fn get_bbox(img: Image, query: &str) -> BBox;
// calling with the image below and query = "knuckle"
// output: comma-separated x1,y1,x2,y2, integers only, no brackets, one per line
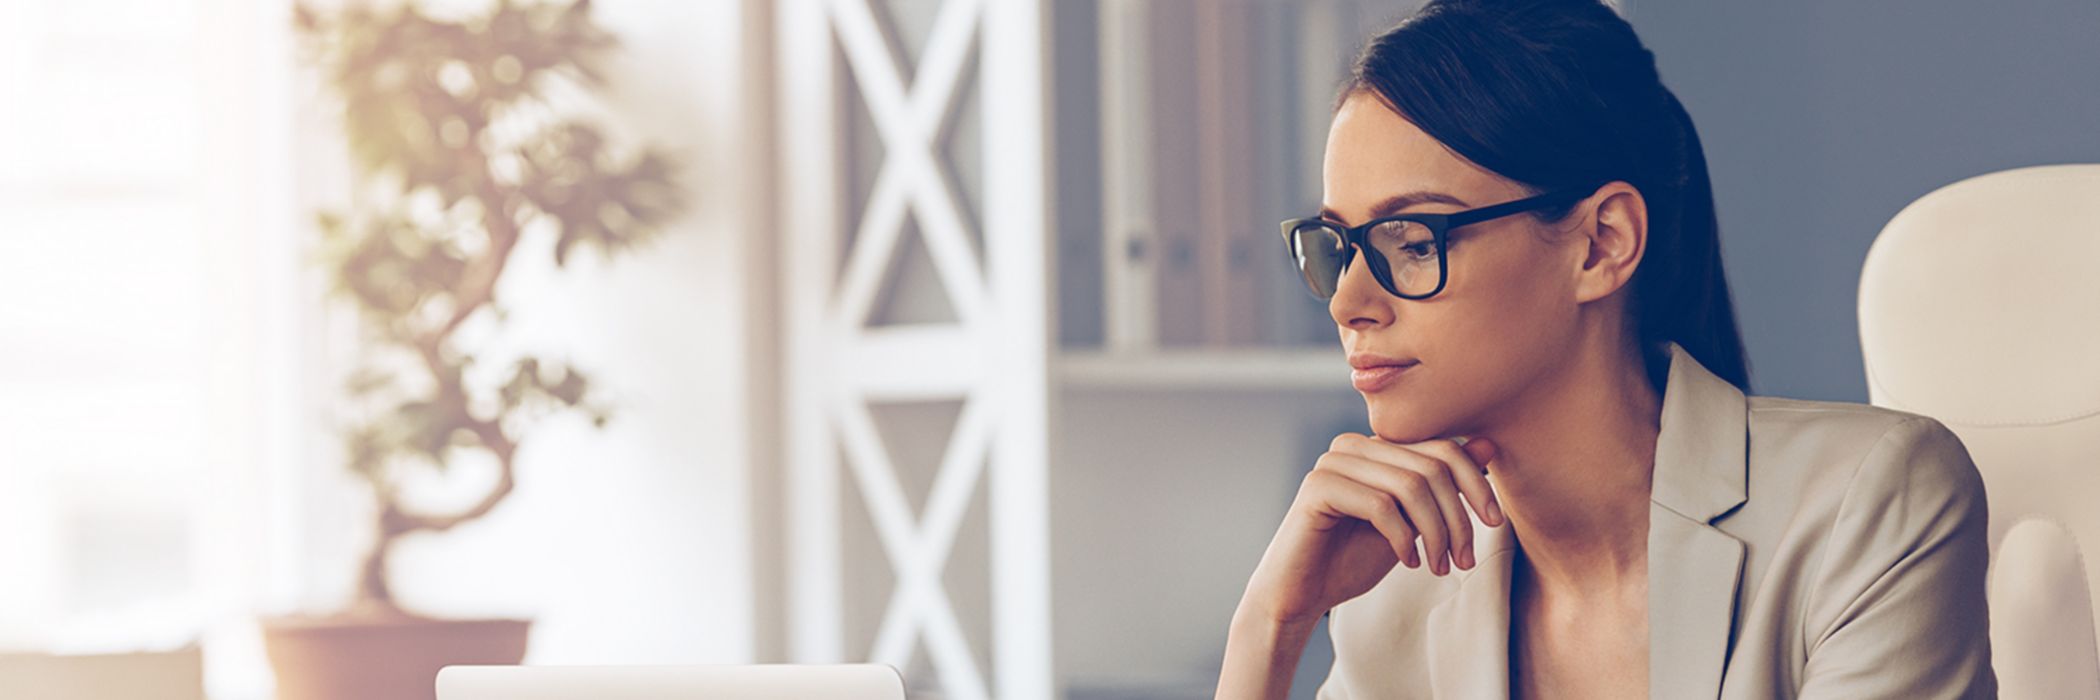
1370,494,1403,521
1423,441,1472,470
1328,433,1360,452
1368,495,1407,525
1409,508,1437,533
1388,516,1417,542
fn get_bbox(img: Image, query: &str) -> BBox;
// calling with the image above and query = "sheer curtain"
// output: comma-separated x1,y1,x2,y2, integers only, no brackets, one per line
0,0,301,696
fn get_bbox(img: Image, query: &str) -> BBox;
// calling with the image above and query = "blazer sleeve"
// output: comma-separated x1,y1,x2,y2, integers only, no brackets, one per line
1796,416,1996,699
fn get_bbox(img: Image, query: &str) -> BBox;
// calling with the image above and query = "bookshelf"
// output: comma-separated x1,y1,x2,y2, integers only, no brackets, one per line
778,0,1410,697
1055,348,1348,392
1052,3,1406,695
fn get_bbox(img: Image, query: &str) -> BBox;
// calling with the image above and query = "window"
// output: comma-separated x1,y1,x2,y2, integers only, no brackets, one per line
0,1,294,697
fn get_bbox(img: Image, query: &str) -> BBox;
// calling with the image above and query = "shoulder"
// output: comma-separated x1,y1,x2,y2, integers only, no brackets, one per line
1746,395,1944,454
1738,401,1995,690
1731,397,1990,608
1742,397,1985,509
1724,398,1989,607
1747,397,1986,538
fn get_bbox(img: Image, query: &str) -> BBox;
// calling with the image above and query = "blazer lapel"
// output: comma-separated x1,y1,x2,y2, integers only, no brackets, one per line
1422,342,1751,698
1646,341,1751,699
1425,510,1518,698
1649,507,1747,697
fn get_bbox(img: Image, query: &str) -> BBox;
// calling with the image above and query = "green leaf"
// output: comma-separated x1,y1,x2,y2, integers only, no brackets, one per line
300,0,680,489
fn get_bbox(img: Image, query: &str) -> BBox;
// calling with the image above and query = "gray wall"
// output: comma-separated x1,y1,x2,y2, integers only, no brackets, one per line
1631,0,2100,401
1044,2,2100,697
1281,2,2100,695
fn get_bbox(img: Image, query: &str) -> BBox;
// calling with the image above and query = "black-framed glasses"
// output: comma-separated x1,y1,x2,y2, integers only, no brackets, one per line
1278,185,1599,301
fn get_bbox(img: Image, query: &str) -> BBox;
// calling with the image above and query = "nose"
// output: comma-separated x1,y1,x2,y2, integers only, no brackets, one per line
1329,246,1393,331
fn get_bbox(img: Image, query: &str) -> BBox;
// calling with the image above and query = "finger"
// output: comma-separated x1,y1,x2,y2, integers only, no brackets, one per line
1327,437,1478,571
1320,450,1450,575
1414,453,1476,571
1304,466,1421,568
1459,435,1498,471
1452,437,1506,525
1362,434,1502,529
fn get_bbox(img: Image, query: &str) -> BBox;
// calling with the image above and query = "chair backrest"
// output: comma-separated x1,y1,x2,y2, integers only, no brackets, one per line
1858,163,2100,699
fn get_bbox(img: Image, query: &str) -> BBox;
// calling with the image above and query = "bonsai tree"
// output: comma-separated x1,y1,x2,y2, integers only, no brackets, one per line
296,0,683,612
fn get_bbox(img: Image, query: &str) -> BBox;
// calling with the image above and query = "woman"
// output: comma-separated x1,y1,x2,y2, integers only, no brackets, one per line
1217,1,1995,698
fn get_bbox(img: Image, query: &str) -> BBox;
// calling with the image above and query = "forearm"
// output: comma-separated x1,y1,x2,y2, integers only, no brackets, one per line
1217,604,1320,700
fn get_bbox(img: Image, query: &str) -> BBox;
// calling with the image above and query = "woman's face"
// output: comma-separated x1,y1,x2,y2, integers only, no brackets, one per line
1322,91,1590,444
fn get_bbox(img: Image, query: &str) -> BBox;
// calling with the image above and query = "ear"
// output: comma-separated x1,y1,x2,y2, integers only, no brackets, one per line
1572,181,1648,305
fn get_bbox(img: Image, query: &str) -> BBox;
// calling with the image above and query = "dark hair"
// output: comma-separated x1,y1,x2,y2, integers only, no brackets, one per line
1342,0,1750,393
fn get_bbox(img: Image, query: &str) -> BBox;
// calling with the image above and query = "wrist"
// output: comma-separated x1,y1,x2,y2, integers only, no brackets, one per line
1230,600,1320,647
1220,602,1320,700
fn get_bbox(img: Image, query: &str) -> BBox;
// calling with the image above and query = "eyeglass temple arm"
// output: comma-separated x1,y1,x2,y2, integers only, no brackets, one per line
1445,186,1597,228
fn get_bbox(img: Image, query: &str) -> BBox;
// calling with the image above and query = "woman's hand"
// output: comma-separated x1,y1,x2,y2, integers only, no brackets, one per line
1236,433,1505,630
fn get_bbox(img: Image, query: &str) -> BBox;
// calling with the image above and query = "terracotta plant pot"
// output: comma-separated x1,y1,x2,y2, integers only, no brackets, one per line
262,606,530,700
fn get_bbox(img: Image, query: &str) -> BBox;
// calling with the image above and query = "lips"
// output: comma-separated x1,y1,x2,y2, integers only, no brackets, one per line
1350,360,1418,392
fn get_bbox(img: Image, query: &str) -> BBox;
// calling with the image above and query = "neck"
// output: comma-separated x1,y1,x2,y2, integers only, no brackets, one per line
1476,338,1662,597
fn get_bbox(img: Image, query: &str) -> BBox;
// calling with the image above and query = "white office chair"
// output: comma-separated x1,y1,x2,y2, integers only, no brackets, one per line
1859,163,2100,699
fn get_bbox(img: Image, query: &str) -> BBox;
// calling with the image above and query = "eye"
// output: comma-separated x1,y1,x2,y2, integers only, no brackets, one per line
1371,219,1438,263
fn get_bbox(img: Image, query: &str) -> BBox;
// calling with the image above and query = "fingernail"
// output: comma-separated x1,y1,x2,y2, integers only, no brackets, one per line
1490,501,1505,525
1460,548,1475,570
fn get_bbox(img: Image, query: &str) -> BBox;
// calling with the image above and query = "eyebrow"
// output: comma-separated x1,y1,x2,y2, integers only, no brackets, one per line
1318,190,1473,225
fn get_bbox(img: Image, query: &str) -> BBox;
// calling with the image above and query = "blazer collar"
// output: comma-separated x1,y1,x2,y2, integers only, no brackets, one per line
1646,341,1751,698
1650,340,1750,522
1424,341,1750,699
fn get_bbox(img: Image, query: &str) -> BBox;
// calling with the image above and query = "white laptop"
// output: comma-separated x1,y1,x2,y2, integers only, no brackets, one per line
436,664,907,700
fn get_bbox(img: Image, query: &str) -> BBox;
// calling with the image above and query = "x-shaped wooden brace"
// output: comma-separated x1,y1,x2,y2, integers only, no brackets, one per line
821,0,1001,696
827,0,990,331
835,392,998,700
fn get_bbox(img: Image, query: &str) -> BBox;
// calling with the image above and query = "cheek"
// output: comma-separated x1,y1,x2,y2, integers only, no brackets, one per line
1362,236,1577,440
1417,239,1576,386
1441,238,1566,334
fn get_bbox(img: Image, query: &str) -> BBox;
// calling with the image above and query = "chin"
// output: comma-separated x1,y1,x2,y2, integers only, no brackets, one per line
1363,401,1451,445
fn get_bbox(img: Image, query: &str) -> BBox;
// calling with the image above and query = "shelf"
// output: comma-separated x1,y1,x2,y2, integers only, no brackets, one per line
1054,346,1355,392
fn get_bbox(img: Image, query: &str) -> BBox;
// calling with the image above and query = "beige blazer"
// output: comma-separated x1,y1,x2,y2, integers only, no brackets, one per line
1317,341,1996,699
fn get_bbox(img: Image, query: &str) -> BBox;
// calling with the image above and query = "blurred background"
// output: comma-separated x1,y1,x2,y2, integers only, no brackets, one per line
0,0,2095,699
